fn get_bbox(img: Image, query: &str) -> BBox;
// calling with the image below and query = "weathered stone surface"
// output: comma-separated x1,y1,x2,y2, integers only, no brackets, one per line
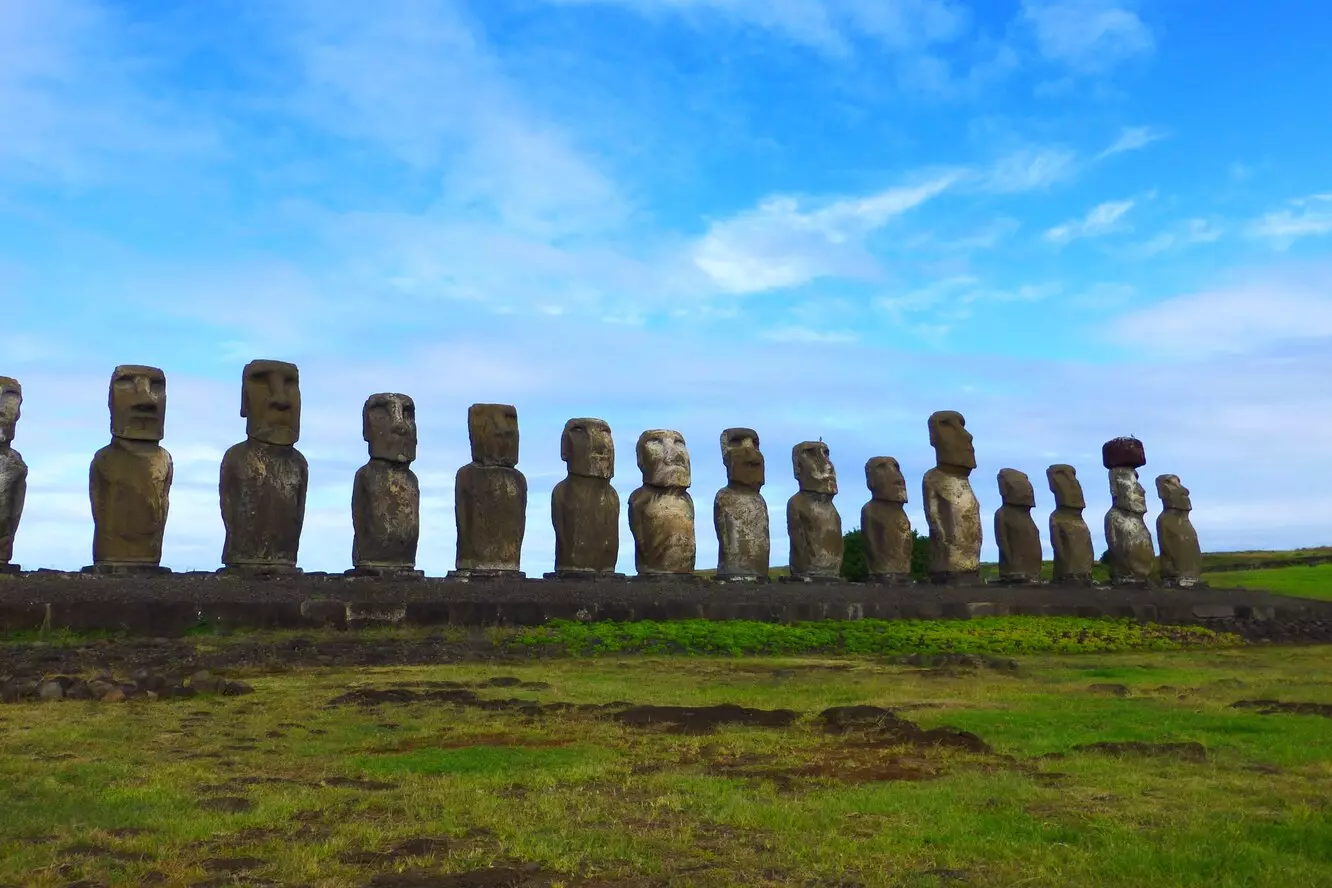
861,456,911,582
628,429,695,576
994,468,1042,584
552,418,620,576
1105,465,1155,585
1156,474,1203,587
220,360,308,571
455,404,526,576
352,393,420,572
788,441,842,580
1047,464,1095,584
1103,436,1146,470
922,411,981,584
90,366,173,570
0,377,27,569
714,428,769,581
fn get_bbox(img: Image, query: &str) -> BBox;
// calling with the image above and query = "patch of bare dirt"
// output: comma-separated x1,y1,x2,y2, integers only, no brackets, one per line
340,837,454,866
613,704,798,734
1231,699,1332,718
367,864,552,888
1071,741,1207,762
198,796,254,814
818,706,991,753
322,776,395,791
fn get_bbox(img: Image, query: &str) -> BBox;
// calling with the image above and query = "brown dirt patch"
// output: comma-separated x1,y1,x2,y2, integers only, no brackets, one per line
367,864,553,888
1087,683,1131,696
709,751,942,786
202,856,265,873
59,842,150,863
818,706,991,753
612,704,798,734
1072,741,1207,762
323,776,396,791
340,837,454,865
1231,699,1332,718
198,796,254,813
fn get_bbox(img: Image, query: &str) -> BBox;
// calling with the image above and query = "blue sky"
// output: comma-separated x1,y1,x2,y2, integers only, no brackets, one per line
3,0,1331,574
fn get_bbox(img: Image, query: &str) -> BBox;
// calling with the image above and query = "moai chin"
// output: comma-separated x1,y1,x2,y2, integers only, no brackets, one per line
87,365,174,574
1156,474,1203,587
1047,464,1095,585
714,428,769,581
993,468,1042,584
0,377,27,574
628,429,696,577
861,456,912,585
349,393,422,577
549,417,621,579
1102,437,1154,586
453,403,527,579
219,359,308,574
787,441,843,581
921,410,981,584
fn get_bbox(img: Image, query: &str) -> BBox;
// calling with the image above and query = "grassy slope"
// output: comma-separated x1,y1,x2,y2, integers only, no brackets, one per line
1200,563,1332,601
2,647,1331,887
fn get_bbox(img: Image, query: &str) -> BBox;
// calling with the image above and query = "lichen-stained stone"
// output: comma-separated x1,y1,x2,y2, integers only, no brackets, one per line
1156,473,1203,587
551,418,620,577
994,468,1042,584
787,441,842,580
455,404,526,576
1104,463,1154,586
1046,464,1095,584
0,376,27,571
922,410,981,584
861,456,912,584
352,393,420,573
628,429,695,576
89,365,173,572
714,428,769,581
220,360,307,572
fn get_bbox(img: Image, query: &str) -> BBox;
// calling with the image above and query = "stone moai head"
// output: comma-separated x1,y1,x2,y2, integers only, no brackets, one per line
720,427,764,491
1046,464,1086,509
242,359,301,446
793,441,837,496
1109,468,1148,515
363,393,417,463
0,376,20,447
108,364,166,442
866,456,907,504
562,418,614,479
468,403,519,467
928,410,976,471
1156,474,1192,511
637,429,690,488
998,468,1036,508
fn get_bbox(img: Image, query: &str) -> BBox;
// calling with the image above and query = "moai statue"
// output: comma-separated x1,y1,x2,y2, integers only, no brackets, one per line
994,468,1042,584
628,429,695,577
349,393,421,577
550,418,621,579
87,365,173,574
922,410,981,584
714,428,769,581
453,404,527,578
219,360,308,574
0,377,26,574
787,441,843,581
1102,437,1154,586
861,457,912,585
1047,464,1095,585
1156,474,1203,587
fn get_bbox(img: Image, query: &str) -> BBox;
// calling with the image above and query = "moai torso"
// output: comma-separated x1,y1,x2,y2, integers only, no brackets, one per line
0,447,25,566
994,469,1042,583
1102,438,1154,585
922,411,981,583
454,403,526,574
862,457,911,580
714,428,769,580
629,429,696,576
551,418,620,576
1047,464,1094,583
1156,474,1202,586
220,360,308,569
352,393,420,572
787,441,842,580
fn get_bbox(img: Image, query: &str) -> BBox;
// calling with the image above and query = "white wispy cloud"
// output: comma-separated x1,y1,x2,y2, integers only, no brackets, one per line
759,326,860,344
692,171,963,294
1021,0,1154,74
1246,194,1332,247
1044,199,1135,244
1134,218,1224,256
981,146,1079,193
1096,124,1168,159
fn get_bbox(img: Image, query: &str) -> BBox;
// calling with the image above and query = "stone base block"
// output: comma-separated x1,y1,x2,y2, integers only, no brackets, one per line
217,565,303,578
0,563,19,575
82,563,172,577
714,573,767,583
1053,573,1095,587
1109,577,1152,589
344,567,425,579
543,570,626,581
867,572,913,586
779,575,843,585
930,570,982,586
447,570,525,581
631,572,703,583
992,574,1043,586
1163,576,1206,589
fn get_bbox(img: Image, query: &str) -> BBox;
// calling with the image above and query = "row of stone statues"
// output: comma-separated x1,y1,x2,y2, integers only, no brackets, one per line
0,365,1203,586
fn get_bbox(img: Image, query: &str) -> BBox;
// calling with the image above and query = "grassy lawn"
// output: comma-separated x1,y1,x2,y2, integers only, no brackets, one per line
2,642,1331,886
1201,563,1332,601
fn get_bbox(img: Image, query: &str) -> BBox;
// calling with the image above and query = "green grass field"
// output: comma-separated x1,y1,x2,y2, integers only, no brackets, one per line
1200,563,1332,601
2,640,1330,887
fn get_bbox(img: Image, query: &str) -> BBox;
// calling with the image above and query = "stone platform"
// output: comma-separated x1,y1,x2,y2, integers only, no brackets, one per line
0,571,1329,637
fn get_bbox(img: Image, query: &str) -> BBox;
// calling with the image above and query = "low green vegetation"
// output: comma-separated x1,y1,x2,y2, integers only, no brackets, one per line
1,646,1330,887
1200,563,1332,601
512,617,1241,657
